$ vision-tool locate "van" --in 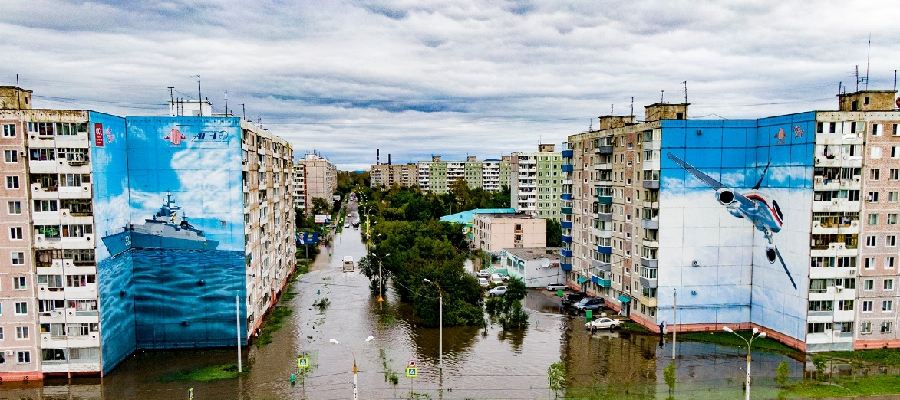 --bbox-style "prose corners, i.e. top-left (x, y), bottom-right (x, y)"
top-left (490, 274), bottom-right (504, 285)
top-left (342, 256), bottom-right (354, 272)
top-left (478, 277), bottom-right (489, 288)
